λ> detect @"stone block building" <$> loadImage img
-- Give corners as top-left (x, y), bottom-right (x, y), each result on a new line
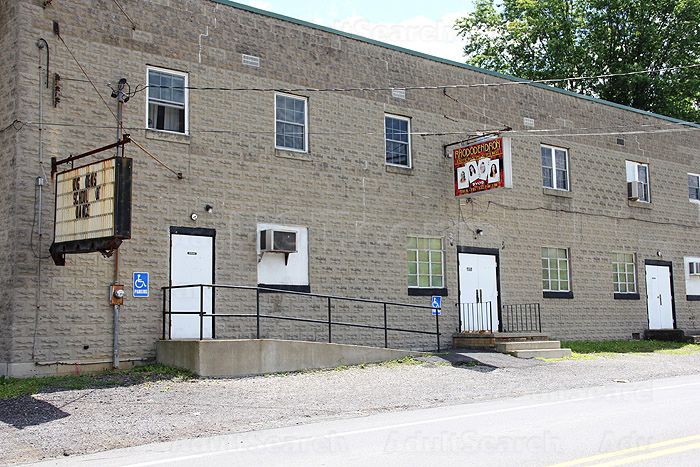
top-left (1, 0), bottom-right (699, 376)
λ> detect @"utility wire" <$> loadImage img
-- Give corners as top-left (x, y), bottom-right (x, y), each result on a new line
top-left (56, 34), bottom-right (117, 122)
top-left (111, 0), bottom-right (137, 30)
top-left (443, 89), bottom-right (511, 129)
top-left (131, 63), bottom-right (700, 94)
top-left (486, 200), bottom-right (698, 229)
top-left (9, 119), bottom-right (700, 140)
top-left (130, 137), bottom-right (183, 179)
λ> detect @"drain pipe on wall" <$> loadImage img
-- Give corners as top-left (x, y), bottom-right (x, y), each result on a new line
top-left (32, 38), bottom-right (49, 361)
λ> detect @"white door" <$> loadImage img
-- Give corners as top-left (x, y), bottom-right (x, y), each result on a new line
top-left (170, 234), bottom-right (214, 338)
top-left (645, 264), bottom-right (674, 330)
top-left (458, 253), bottom-right (499, 331)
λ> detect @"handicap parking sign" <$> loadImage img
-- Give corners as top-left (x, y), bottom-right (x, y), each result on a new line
top-left (133, 272), bottom-right (149, 298)
top-left (431, 295), bottom-right (442, 315)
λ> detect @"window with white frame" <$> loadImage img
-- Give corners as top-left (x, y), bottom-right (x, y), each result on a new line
top-left (275, 93), bottom-right (308, 152)
top-left (407, 237), bottom-right (443, 288)
top-left (626, 161), bottom-right (650, 202)
top-left (541, 144), bottom-right (569, 190)
top-left (541, 247), bottom-right (570, 292)
top-left (689, 173), bottom-right (700, 202)
top-left (147, 67), bottom-right (188, 134)
top-left (612, 253), bottom-right (637, 294)
top-left (385, 115), bottom-right (411, 167)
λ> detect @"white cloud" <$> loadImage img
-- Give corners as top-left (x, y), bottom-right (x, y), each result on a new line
top-left (329, 13), bottom-right (466, 62)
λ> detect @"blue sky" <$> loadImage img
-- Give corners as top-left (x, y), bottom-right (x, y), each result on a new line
top-left (234, 1), bottom-right (474, 62)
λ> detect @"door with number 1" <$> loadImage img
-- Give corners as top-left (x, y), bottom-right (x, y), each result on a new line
top-left (645, 263), bottom-right (675, 330)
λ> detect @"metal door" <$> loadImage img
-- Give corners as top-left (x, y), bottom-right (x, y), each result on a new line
top-left (170, 233), bottom-right (214, 338)
top-left (645, 264), bottom-right (674, 330)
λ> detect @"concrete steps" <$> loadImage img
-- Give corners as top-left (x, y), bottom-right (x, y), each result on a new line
top-left (496, 340), bottom-right (562, 352)
top-left (508, 348), bottom-right (572, 359)
top-left (495, 339), bottom-right (572, 359)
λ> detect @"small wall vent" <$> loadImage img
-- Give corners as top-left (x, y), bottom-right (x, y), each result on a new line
top-left (523, 117), bottom-right (535, 128)
top-left (391, 88), bottom-right (406, 99)
top-left (242, 54), bottom-right (261, 68)
top-left (617, 137), bottom-right (625, 146)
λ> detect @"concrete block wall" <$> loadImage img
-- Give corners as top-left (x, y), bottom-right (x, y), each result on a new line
top-left (0, 0), bottom-right (698, 374)
top-left (0, 0), bottom-right (20, 368)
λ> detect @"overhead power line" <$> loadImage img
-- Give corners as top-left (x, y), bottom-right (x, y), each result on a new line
top-left (133, 63), bottom-right (700, 94)
top-left (7, 119), bottom-right (700, 140)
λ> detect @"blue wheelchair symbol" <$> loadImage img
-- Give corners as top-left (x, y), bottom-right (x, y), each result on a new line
top-left (133, 272), bottom-right (149, 298)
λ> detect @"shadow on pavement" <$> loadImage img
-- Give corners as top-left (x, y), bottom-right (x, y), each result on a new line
top-left (0, 395), bottom-right (70, 429)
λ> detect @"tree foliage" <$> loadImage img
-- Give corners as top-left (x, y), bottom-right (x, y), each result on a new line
top-left (455, 0), bottom-right (700, 122)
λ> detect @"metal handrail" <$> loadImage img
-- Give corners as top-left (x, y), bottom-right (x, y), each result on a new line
top-left (458, 301), bottom-right (494, 332)
top-left (501, 303), bottom-right (542, 333)
top-left (161, 284), bottom-right (441, 351)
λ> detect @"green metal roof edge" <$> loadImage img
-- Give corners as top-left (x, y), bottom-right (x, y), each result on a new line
top-left (210, 0), bottom-right (698, 128)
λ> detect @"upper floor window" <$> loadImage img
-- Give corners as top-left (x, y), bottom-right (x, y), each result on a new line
top-left (541, 145), bottom-right (569, 190)
top-left (626, 161), bottom-right (650, 202)
top-left (275, 93), bottom-right (308, 152)
top-left (542, 247), bottom-right (570, 292)
top-left (407, 236), bottom-right (443, 288)
top-left (147, 67), bottom-right (188, 134)
top-left (689, 173), bottom-right (700, 202)
top-left (612, 253), bottom-right (637, 294)
top-left (385, 114), bottom-right (411, 167)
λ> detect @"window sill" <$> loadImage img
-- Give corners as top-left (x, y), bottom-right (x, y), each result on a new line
top-left (688, 295), bottom-right (700, 301)
top-left (543, 291), bottom-right (573, 299)
top-left (258, 284), bottom-right (311, 293)
top-left (543, 187), bottom-right (573, 198)
top-left (145, 129), bottom-right (190, 144)
top-left (275, 149), bottom-right (312, 162)
top-left (628, 200), bottom-right (652, 209)
top-left (614, 292), bottom-right (640, 300)
top-left (408, 287), bottom-right (448, 297)
top-left (386, 165), bottom-right (413, 175)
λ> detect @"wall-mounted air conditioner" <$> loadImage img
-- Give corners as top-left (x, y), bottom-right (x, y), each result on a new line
top-left (627, 181), bottom-right (644, 200)
top-left (259, 229), bottom-right (297, 265)
top-left (690, 262), bottom-right (700, 276)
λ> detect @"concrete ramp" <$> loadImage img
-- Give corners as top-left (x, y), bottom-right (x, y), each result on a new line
top-left (156, 339), bottom-right (418, 377)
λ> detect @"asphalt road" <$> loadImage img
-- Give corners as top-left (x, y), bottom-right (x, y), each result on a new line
top-left (30, 373), bottom-right (700, 466)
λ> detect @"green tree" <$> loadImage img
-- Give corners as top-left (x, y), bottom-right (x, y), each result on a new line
top-left (455, 0), bottom-right (700, 122)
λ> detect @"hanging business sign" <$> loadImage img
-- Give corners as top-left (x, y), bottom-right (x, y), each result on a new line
top-left (50, 157), bottom-right (132, 266)
top-left (454, 137), bottom-right (512, 197)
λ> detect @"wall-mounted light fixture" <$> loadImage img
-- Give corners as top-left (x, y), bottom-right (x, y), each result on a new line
top-left (205, 204), bottom-right (213, 213)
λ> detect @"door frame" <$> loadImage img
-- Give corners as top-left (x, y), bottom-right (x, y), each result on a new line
top-left (644, 259), bottom-right (676, 330)
top-left (456, 246), bottom-right (502, 332)
top-left (169, 226), bottom-right (217, 338)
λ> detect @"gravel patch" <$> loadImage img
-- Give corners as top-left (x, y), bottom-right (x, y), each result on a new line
top-left (2, 351), bottom-right (700, 465)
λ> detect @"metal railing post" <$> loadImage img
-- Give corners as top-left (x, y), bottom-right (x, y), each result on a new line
top-left (383, 303), bottom-right (388, 348)
top-left (161, 288), bottom-right (166, 340)
top-left (199, 284), bottom-right (204, 341)
top-left (168, 287), bottom-right (172, 339)
top-left (489, 302), bottom-right (493, 332)
top-left (435, 311), bottom-right (440, 352)
top-left (457, 302), bottom-right (462, 333)
top-left (256, 288), bottom-right (260, 339)
top-left (538, 303), bottom-right (542, 332)
top-left (327, 297), bottom-right (332, 343)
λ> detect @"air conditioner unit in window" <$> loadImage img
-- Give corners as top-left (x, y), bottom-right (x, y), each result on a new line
top-left (690, 262), bottom-right (700, 276)
top-left (260, 229), bottom-right (297, 254)
top-left (627, 181), bottom-right (644, 200)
